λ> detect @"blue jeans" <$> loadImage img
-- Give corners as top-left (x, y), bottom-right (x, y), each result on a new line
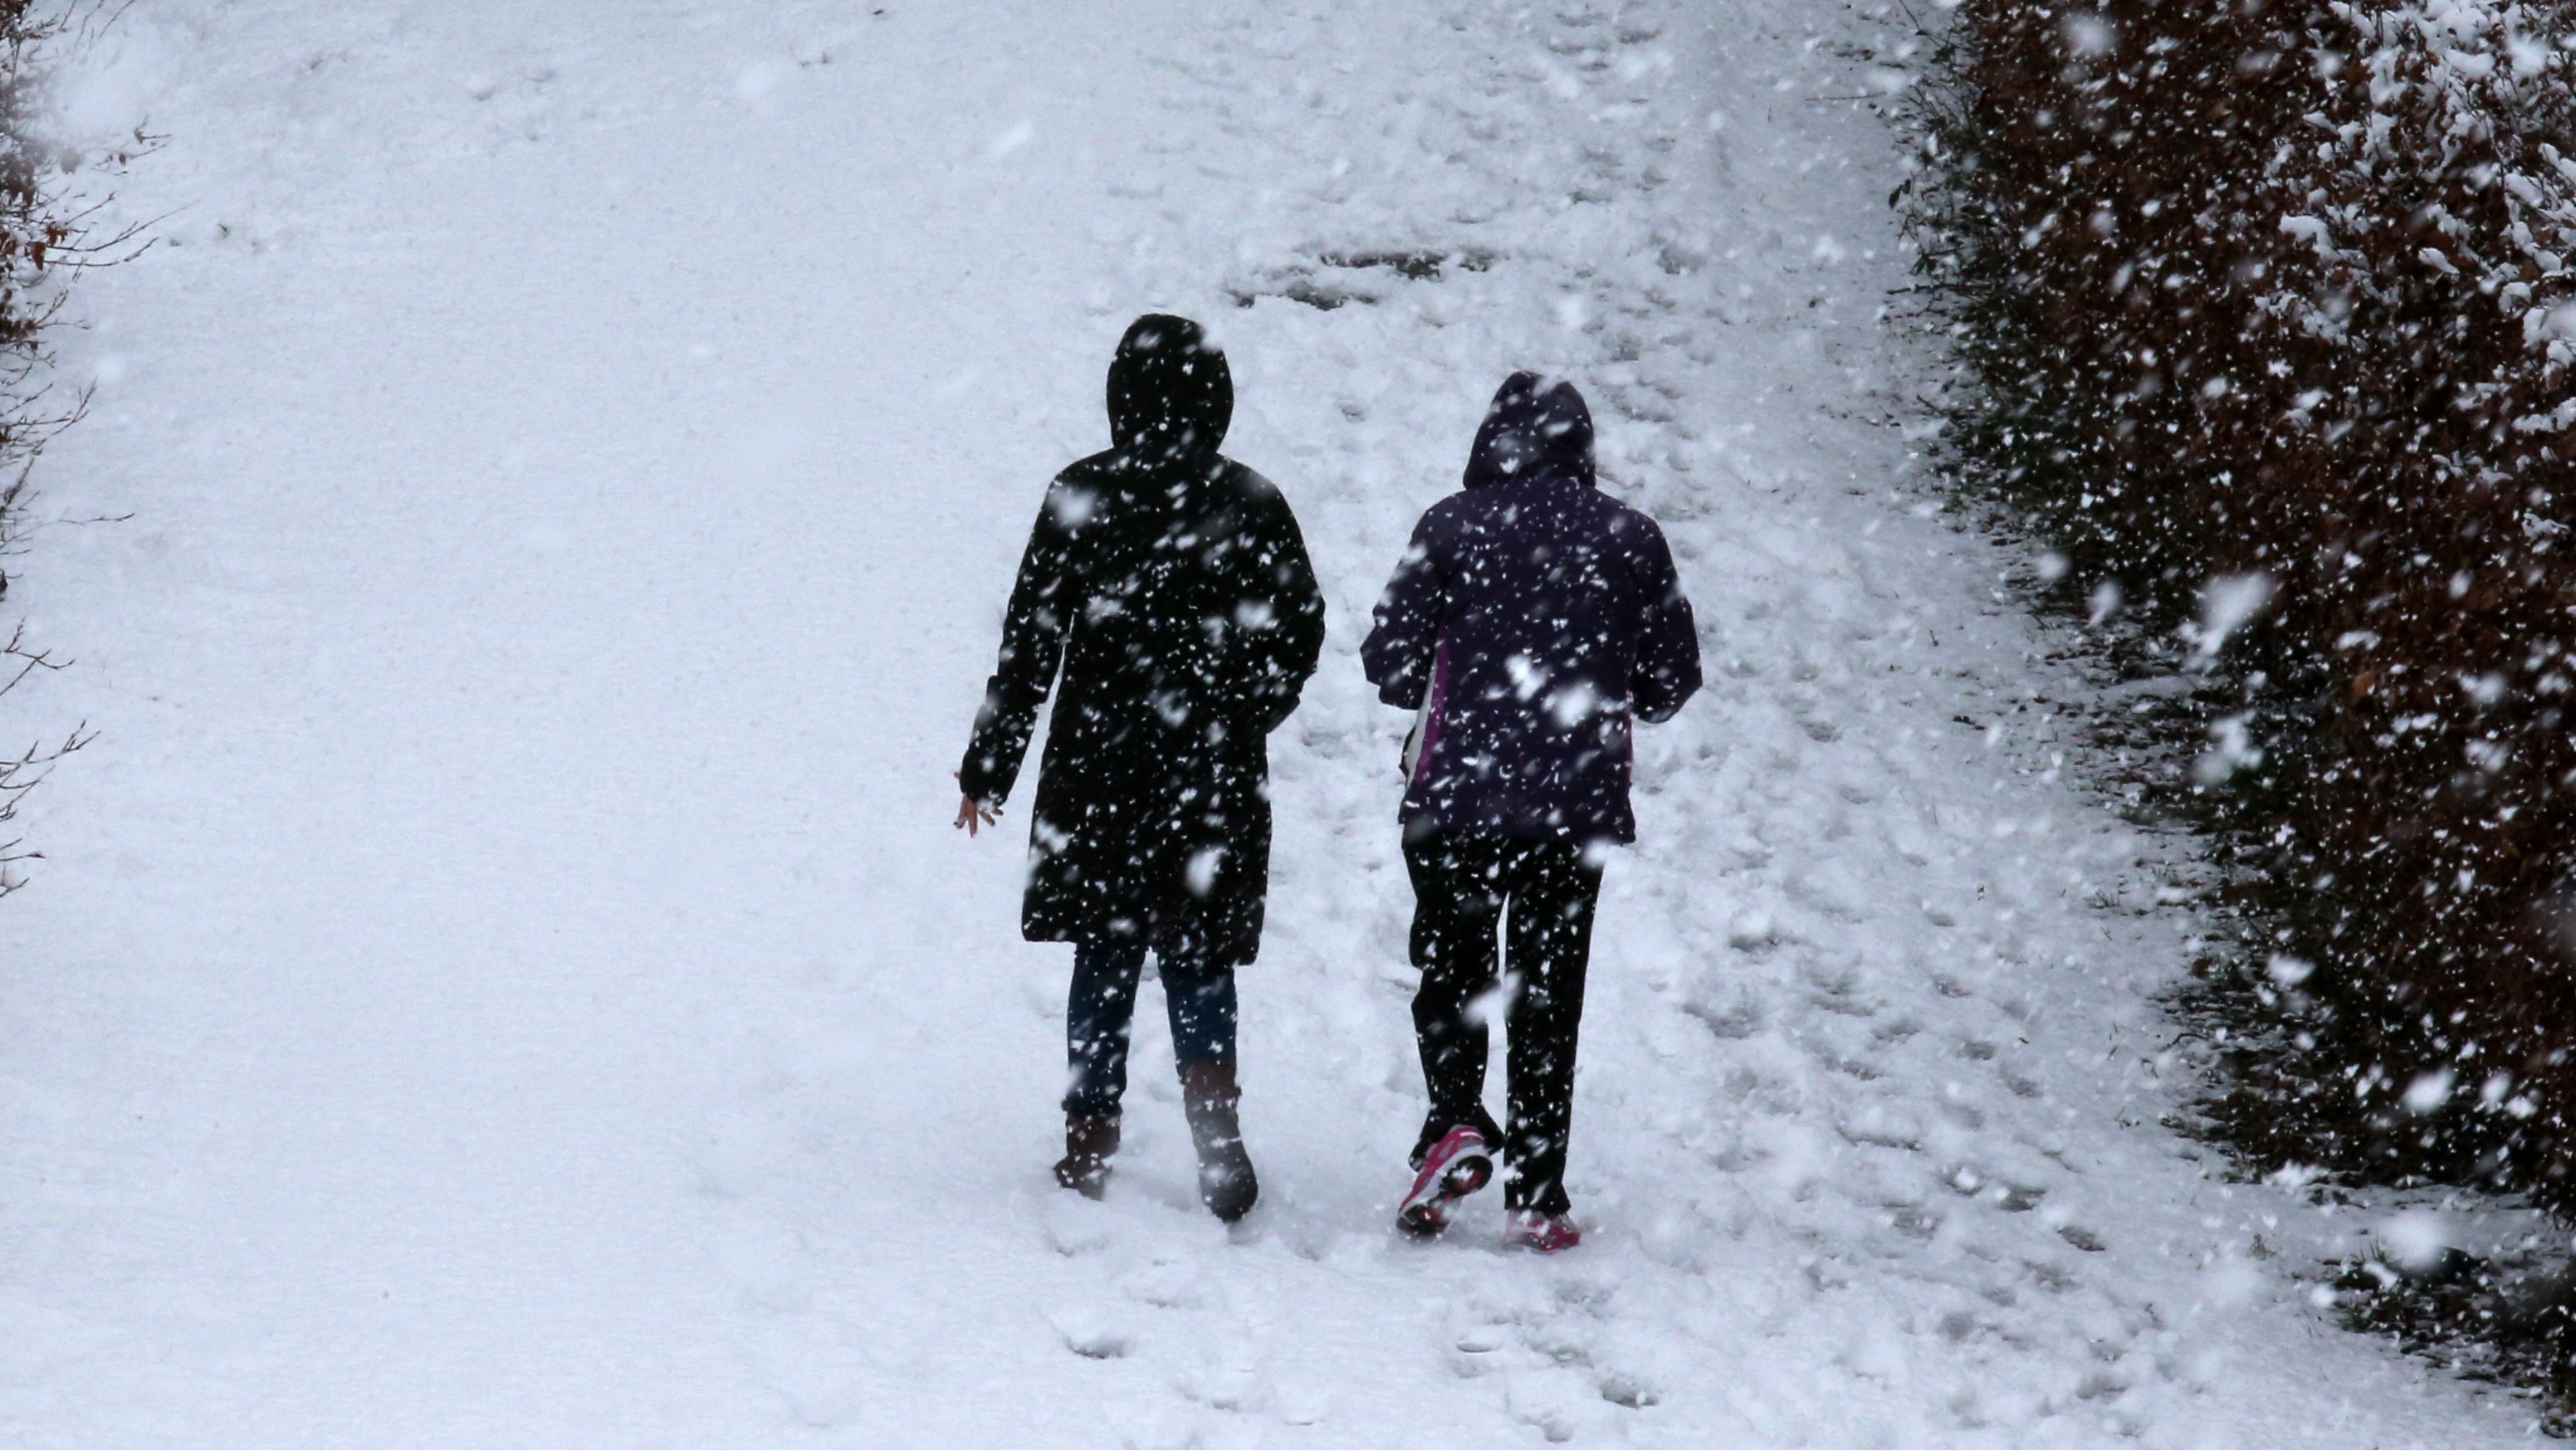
top-left (1064, 940), bottom-right (1238, 1116)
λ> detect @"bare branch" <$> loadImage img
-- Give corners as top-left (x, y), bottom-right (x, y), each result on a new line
top-left (0, 0), bottom-right (150, 904)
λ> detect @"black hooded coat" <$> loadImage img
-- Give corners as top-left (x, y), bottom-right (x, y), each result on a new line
top-left (960, 316), bottom-right (1325, 968)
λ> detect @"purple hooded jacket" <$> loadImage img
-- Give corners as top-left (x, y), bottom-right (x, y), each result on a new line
top-left (1361, 373), bottom-right (1702, 846)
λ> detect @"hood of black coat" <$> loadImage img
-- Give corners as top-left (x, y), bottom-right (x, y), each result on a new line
top-left (1463, 371), bottom-right (1594, 490)
top-left (1107, 314), bottom-right (1232, 461)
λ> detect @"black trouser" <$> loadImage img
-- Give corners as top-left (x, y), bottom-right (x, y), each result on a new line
top-left (1403, 833), bottom-right (1602, 1217)
top-left (1063, 939), bottom-right (1238, 1117)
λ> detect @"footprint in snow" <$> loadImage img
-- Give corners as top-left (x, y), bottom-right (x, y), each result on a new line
top-left (1046, 1302), bottom-right (1136, 1360)
top-left (1171, 1341), bottom-right (1265, 1413)
top-left (1505, 1366), bottom-right (1602, 1444)
top-left (1275, 1380), bottom-right (1333, 1425)
top-left (1040, 1195), bottom-right (1114, 1256)
top-left (1447, 1323), bottom-right (1514, 1380)
top-left (1456, 1322), bottom-right (1514, 1354)
top-left (1117, 1258), bottom-right (1210, 1311)
top-left (1600, 1367), bottom-right (1661, 1409)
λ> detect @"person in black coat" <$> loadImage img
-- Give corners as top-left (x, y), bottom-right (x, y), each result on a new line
top-left (1362, 372), bottom-right (1701, 1250)
top-left (956, 315), bottom-right (1324, 1222)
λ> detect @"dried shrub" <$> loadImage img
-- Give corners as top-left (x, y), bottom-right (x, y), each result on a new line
top-left (1908, 0), bottom-right (2576, 1203)
top-left (0, 0), bottom-right (146, 896)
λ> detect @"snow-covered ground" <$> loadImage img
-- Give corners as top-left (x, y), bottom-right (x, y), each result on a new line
top-left (0, 0), bottom-right (2549, 1442)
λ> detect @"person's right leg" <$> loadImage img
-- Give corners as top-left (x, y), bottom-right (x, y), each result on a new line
top-left (1161, 951), bottom-right (1239, 1072)
top-left (1498, 839), bottom-right (1602, 1234)
top-left (1058, 938), bottom-right (1148, 1196)
top-left (1160, 950), bottom-right (1257, 1222)
top-left (1066, 937), bottom-right (1149, 1114)
top-left (1395, 834), bottom-right (1508, 1235)
top-left (1404, 833), bottom-right (1508, 1161)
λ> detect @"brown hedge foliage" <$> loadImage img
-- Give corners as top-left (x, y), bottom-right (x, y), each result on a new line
top-left (1910, 0), bottom-right (2576, 1199)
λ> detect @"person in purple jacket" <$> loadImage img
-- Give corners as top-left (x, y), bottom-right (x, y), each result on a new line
top-left (1361, 372), bottom-right (1701, 1251)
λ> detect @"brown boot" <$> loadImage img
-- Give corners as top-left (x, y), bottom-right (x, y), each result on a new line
top-left (1054, 1111), bottom-right (1120, 1199)
top-left (1179, 1060), bottom-right (1259, 1223)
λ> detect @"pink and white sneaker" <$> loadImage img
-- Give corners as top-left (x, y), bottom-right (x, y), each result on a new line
top-left (1506, 1209), bottom-right (1582, 1253)
top-left (1396, 1126), bottom-right (1494, 1238)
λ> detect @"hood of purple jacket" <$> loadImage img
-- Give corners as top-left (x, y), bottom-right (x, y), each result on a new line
top-left (1462, 371), bottom-right (1595, 491)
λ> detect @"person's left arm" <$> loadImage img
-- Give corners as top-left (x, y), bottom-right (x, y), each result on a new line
top-left (1629, 518), bottom-right (1703, 725)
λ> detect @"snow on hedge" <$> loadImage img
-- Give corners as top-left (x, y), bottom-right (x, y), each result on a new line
top-left (1914, 0), bottom-right (2576, 1211)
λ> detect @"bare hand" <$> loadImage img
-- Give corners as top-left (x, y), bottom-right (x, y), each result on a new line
top-left (953, 774), bottom-right (999, 836)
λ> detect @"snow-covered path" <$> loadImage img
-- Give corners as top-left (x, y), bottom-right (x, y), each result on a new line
top-left (0, 0), bottom-right (2544, 1443)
